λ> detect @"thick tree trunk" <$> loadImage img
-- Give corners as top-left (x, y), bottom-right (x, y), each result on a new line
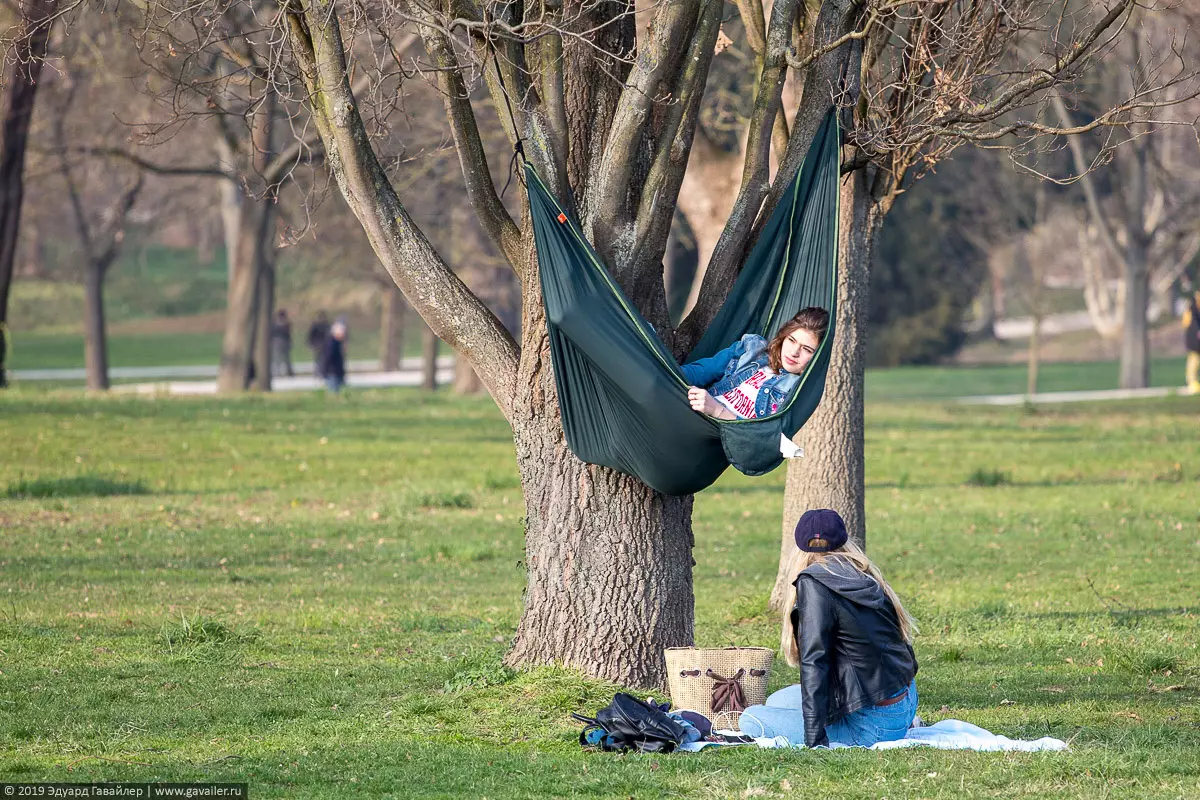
top-left (504, 290), bottom-right (694, 689)
top-left (250, 259), bottom-right (274, 391)
top-left (420, 324), bottom-right (438, 391)
top-left (770, 168), bottom-right (879, 613)
top-left (82, 265), bottom-right (110, 391)
top-left (379, 283), bottom-right (404, 371)
top-left (0, 0), bottom-right (58, 388)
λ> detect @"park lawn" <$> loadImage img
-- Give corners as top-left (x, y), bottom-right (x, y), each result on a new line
top-left (0, 388), bottom-right (1198, 799)
top-left (7, 327), bottom-right (438, 373)
top-left (864, 355), bottom-right (1189, 402)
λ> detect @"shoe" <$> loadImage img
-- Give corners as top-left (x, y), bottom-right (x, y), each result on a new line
top-left (910, 714), bottom-right (927, 729)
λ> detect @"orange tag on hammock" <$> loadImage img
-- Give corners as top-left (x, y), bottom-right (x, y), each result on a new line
top-left (557, 213), bottom-right (567, 224)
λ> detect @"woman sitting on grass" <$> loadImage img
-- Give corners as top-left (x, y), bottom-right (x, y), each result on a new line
top-left (681, 307), bottom-right (829, 420)
top-left (739, 509), bottom-right (919, 748)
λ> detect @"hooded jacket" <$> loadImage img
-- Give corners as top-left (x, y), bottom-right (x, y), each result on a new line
top-left (792, 558), bottom-right (918, 747)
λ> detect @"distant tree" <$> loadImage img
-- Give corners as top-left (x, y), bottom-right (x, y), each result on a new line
top-left (1050, 15), bottom-right (1200, 388)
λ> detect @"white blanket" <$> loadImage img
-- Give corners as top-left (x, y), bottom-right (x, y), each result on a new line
top-left (681, 720), bottom-right (1068, 753)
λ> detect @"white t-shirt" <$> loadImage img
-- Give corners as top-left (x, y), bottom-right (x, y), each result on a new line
top-left (714, 367), bottom-right (776, 419)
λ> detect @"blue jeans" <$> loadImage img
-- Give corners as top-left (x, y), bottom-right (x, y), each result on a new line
top-left (325, 376), bottom-right (345, 393)
top-left (738, 680), bottom-right (917, 747)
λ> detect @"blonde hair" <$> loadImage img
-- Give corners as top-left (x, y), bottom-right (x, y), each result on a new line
top-left (779, 538), bottom-right (917, 668)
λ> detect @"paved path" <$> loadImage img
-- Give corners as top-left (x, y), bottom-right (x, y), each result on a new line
top-left (13, 356), bottom-right (454, 382)
top-left (957, 386), bottom-right (1188, 406)
top-left (992, 311), bottom-right (1095, 340)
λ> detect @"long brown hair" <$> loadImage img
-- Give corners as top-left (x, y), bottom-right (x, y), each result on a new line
top-left (779, 538), bottom-right (917, 668)
top-left (767, 307), bottom-right (830, 372)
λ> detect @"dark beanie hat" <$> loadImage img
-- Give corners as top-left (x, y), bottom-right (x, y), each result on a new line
top-left (794, 509), bottom-right (848, 552)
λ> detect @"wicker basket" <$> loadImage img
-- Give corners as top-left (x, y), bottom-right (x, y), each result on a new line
top-left (664, 647), bottom-right (773, 732)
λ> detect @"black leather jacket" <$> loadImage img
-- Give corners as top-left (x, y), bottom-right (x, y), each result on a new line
top-left (793, 559), bottom-right (918, 747)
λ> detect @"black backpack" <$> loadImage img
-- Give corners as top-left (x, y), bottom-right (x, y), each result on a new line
top-left (572, 693), bottom-right (687, 753)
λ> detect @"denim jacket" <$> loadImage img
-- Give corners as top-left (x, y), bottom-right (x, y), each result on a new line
top-left (680, 334), bottom-right (800, 418)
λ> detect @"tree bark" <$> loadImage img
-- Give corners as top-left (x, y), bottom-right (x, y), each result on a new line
top-left (1119, 124), bottom-right (1151, 390)
top-left (0, 0), bottom-right (58, 388)
top-left (1119, 251), bottom-right (1150, 389)
top-left (379, 282), bottom-right (404, 372)
top-left (503, 289), bottom-right (695, 689)
top-left (250, 258), bottom-right (275, 391)
top-left (420, 323), bottom-right (438, 392)
top-left (770, 166), bottom-right (879, 613)
top-left (216, 190), bottom-right (278, 393)
top-left (83, 264), bottom-right (110, 391)
top-left (216, 95), bottom-right (278, 394)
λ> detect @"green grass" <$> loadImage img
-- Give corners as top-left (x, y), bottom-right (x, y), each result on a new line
top-left (866, 356), bottom-right (1189, 401)
top-left (1, 388), bottom-right (1198, 798)
top-left (8, 332), bottom-right (228, 370)
top-left (8, 326), bottom-right (432, 372)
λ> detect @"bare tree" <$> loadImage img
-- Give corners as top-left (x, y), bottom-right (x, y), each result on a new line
top-left (1051, 24), bottom-right (1200, 389)
top-left (0, 0), bottom-right (59, 387)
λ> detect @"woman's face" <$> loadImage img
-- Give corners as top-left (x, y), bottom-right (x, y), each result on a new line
top-left (780, 327), bottom-right (820, 375)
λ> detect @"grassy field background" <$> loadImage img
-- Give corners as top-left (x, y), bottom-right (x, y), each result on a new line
top-left (1, 387), bottom-right (1198, 798)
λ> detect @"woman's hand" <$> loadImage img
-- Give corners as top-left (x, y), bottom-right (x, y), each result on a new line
top-left (687, 386), bottom-right (712, 414)
top-left (688, 386), bottom-right (734, 419)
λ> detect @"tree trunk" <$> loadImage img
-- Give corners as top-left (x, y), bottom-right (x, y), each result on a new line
top-left (216, 192), bottom-right (277, 393)
top-left (421, 324), bottom-right (438, 391)
top-left (379, 283), bottom-right (404, 372)
top-left (82, 264), bottom-right (110, 390)
top-left (1119, 256), bottom-right (1150, 389)
top-left (250, 259), bottom-right (274, 391)
top-left (216, 94), bottom-right (277, 394)
top-left (770, 167), bottom-right (879, 613)
top-left (1119, 126), bottom-right (1151, 390)
top-left (0, 0), bottom-right (58, 388)
top-left (453, 357), bottom-right (482, 394)
top-left (503, 291), bottom-right (694, 689)
top-left (1026, 314), bottom-right (1041, 398)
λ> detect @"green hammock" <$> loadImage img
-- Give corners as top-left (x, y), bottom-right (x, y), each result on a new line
top-left (528, 109), bottom-right (840, 496)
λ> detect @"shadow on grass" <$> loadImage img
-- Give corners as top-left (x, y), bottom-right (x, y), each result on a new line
top-left (4, 475), bottom-right (151, 499)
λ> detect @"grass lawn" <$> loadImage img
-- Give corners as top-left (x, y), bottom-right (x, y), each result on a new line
top-left (1, 388), bottom-right (1198, 798)
top-left (865, 356), bottom-right (1189, 402)
top-left (7, 329), bottom-right (426, 372)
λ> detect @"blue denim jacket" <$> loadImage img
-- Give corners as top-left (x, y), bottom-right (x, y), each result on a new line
top-left (680, 334), bottom-right (800, 418)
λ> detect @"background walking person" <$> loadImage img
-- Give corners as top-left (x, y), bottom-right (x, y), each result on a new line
top-left (1183, 288), bottom-right (1200, 394)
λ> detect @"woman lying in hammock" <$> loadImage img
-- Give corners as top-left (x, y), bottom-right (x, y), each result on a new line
top-left (682, 307), bottom-right (829, 420)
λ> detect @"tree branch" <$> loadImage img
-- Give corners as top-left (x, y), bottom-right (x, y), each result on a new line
top-left (681, 0), bottom-right (852, 346)
top-left (65, 146), bottom-right (228, 178)
top-left (629, 0), bottom-right (722, 300)
top-left (589, 0), bottom-right (701, 263)
top-left (411, 7), bottom-right (525, 275)
top-left (1051, 91), bottom-right (1125, 266)
top-left (284, 0), bottom-right (520, 422)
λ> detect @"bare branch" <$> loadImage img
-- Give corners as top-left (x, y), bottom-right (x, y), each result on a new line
top-left (411, 6), bottom-right (524, 274)
top-left (284, 0), bottom-right (520, 422)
